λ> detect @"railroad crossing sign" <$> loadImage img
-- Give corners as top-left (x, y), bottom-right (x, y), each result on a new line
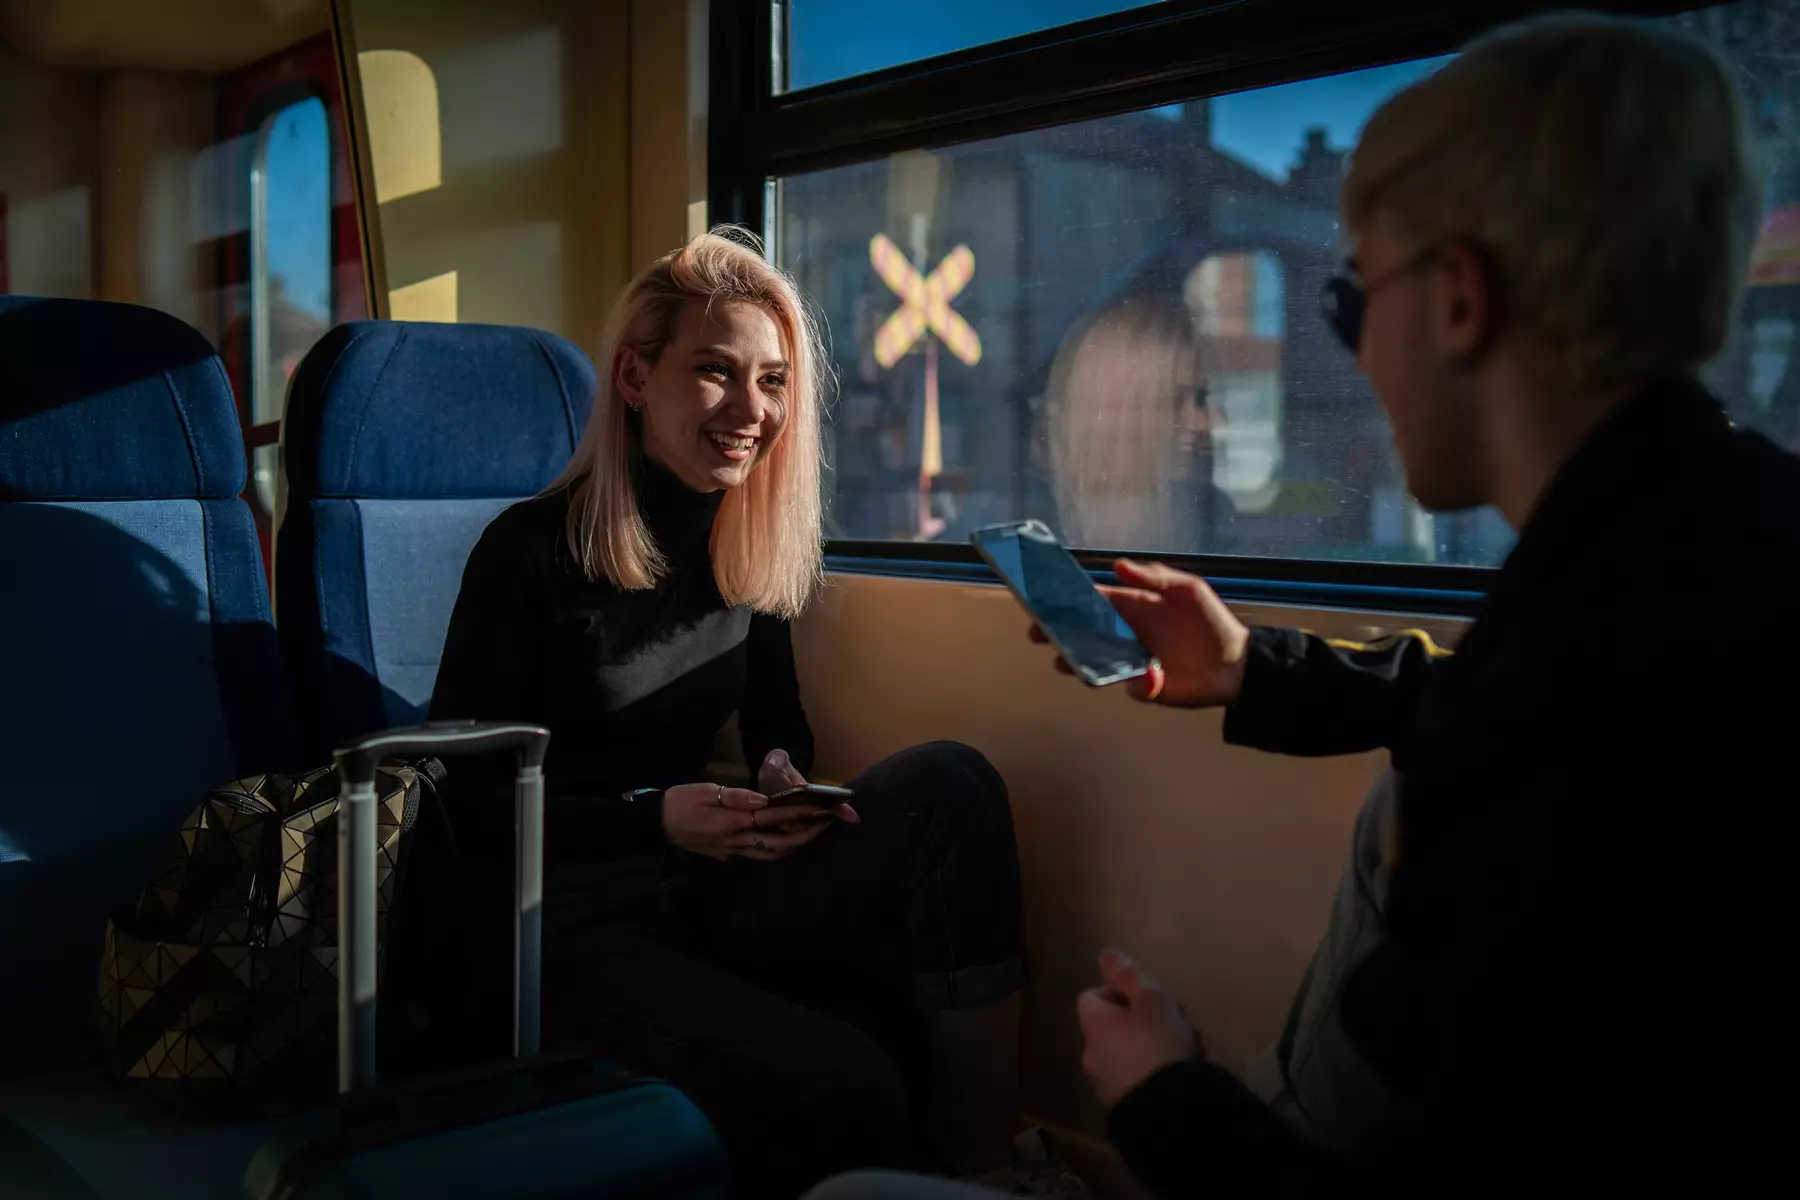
top-left (868, 234), bottom-right (982, 368)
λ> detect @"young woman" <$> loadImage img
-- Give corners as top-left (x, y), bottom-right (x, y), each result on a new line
top-left (429, 230), bottom-right (1080, 1200)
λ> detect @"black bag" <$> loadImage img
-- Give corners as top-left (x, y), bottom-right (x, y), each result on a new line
top-left (95, 757), bottom-right (451, 1114)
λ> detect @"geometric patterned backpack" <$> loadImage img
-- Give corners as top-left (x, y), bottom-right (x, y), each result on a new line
top-left (95, 759), bottom-right (445, 1115)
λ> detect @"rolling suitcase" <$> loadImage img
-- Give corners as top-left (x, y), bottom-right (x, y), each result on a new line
top-left (245, 720), bottom-right (728, 1199)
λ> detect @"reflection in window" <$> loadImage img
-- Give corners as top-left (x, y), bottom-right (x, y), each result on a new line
top-left (250, 96), bottom-right (331, 515)
top-left (784, 0), bottom-right (1160, 92)
top-left (1186, 252), bottom-right (1284, 513)
top-left (778, 58), bottom-right (1464, 563)
top-left (1045, 294), bottom-right (1208, 552)
top-left (780, 0), bottom-right (1800, 564)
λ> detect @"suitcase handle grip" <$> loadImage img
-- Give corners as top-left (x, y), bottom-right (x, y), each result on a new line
top-left (333, 719), bottom-right (549, 785)
top-left (335, 720), bottom-right (552, 1094)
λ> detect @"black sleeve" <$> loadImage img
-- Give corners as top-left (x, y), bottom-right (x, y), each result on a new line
top-left (738, 612), bottom-right (815, 780)
top-left (1108, 1061), bottom-right (1347, 1197)
top-left (1221, 626), bottom-right (1449, 761)
top-left (428, 514), bottom-right (663, 861)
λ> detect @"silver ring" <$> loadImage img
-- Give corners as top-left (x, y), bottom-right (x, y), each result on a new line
top-left (715, 785), bottom-right (725, 807)
top-left (749, 809), bottom-right (758, 830)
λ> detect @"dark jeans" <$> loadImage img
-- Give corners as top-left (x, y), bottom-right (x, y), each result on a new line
top-left (541, 741), bottom-right (1027, 1200)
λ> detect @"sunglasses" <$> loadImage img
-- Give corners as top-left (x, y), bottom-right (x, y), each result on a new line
top-left (1320, 247), bottom-right (1439, 352)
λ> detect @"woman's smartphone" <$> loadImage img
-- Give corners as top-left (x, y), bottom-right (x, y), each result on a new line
top-left (970, 519), bottom-right (1153, 688)
top-left (766, 783), bottom-right (855, 806)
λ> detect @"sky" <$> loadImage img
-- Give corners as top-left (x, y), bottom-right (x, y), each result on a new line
top-left (1210, 56), bottom-right (1451, 179)
top-left (787, 0), bottom-right (1156, 89)
top-left (262, 96), bottom-right (332, 320)
top-left (787, 0), bottom-right (1452, 180)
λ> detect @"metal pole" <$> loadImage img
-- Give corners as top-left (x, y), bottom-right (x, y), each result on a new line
top-left (337, 780), bottom-right (379, 1093)
top-left (919, 336), bottom-right (943, 539)
top-left (514, 763), bottom-right (545, 1058)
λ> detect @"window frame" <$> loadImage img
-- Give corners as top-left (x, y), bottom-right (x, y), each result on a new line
top-left (710, 0), bottom-right (1735, 615)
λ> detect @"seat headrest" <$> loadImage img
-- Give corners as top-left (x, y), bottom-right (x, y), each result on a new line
top-left (0, 297), bottom-right (245, 501)
top-left (283, 320), bottom-right (595, 500)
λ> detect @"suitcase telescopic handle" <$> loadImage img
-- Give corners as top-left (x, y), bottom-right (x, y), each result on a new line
top-left (334, 720), bottom-right (552, 1094)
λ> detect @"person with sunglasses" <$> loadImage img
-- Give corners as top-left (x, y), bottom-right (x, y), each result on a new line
top-left (804, 11), bottom-right (1799, 1199)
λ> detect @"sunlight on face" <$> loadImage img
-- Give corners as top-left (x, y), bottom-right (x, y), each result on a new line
top-left (632, 299), bottom-right (790, 493)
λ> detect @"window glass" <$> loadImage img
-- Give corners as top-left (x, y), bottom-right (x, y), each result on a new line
top-left (1676, 2), bottom-right (1800, 457)
top-left (784, 0), bottom-right (1161, 92)
top-left (778, 58), bottom-right (1476, 562)
top-left (779, 0), bottom-right (1800, 564)
top-left (250, 96), bottom-right (332, 515)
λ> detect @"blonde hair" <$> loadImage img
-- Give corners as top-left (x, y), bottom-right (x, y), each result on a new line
top-left (1047, 295), bottom-right (1203, 550)
top-left (1343, 12), bottom-right (1763, 391)
top-left (548, 228), bottom-right (826, 618)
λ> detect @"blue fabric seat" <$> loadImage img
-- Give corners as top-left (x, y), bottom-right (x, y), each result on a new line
top-left (0, 296), bottom-right (302, 1196)
top-left (277, 320), bottom-right (594, 760)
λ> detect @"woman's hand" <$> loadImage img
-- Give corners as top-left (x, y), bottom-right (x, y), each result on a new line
top-left (661, 782), bottom-right (830, 862)
top-left (1029, 558), bottom-right (1250, 707)
top-left (757, 747), bottom-right (808, 796)
top-left (756, 749), bottom-right (860, 830)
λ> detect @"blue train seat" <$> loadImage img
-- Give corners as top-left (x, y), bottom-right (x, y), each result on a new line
top-left (0, 296), bottom-right (302, 1195)
top-left (276, 321), bottom-right (593, 760)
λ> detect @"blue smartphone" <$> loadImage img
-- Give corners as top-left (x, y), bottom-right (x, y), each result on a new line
top-left (970, 520), bottom-right (1152, 688)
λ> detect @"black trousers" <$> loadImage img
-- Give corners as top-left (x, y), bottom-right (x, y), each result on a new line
top-left (540, 741), bottom-right (1027, 1200)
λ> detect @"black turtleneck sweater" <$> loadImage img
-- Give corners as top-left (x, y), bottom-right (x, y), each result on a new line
top-left (427, 457), bottom-right (815, 881)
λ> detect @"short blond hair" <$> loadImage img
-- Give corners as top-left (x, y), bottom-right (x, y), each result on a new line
top-left (548, 229), bottom-right (826, 618)
top-left (1344, 13), bottom-right (1763, 390)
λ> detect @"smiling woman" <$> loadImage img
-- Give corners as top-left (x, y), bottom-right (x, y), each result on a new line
top-left (545, 227), bottom-right (826, 617)
top-left (424, 228), bottom-right (1044, 1198)
top-left (626, 303), bottom-right (791, 491)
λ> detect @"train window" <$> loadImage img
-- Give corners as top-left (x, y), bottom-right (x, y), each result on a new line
top-left (776, 57), bottom-right (1490, 563)
top-left (739, 0), bottom-right (1800, 586)
top-left (782, 0), bottom-right (1163, 93)
top-left (1690, 6), bottom-right (1800, 457)
top-left (249, 96), bottom-right (332, 516)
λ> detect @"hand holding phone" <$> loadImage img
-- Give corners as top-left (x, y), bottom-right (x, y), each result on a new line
top-left (971, 520), bottom-right (1152, 688)
top-left (766, 783), bottom-right (858, 825)
top-left (757, 782), bottom-right (861, 835)
top-left (766, 783), bottom-right (855, 806)
top-left (1030, 557), bottom-right (1251, 707)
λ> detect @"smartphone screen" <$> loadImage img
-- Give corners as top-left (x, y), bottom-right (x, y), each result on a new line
top-left (970, 520), bottom-right (1152, 687)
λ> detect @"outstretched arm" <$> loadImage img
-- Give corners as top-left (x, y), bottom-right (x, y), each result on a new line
top-left (1223, 626), bottom-right (1450, 759)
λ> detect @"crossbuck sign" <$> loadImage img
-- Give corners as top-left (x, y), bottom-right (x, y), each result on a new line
top-left (868, 233), bottom-right (982, 369)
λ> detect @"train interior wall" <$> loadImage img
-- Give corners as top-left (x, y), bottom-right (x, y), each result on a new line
top-left (773, 574), bottom-right (1466, 1154)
